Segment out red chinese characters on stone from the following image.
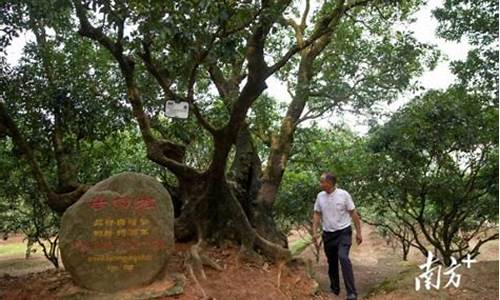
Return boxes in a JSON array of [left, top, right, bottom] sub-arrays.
[[94, 241, 113, 250], [112, 197, 131, 209], [134, 197, 157, 211], [88, 196, 157, 212], [150, 240, 167, 250], [72, 240, 91, 253], [89, 197, 108, 211]]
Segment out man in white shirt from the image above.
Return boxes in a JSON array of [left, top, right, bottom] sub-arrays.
[[312, 172, 362, 300]]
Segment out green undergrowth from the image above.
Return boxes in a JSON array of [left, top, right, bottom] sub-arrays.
[[290, 235, 312, 256]]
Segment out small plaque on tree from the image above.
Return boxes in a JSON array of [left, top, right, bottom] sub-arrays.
[[165, 100, 189, 119]]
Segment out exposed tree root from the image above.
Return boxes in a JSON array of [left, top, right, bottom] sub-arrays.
[[238, 243, 264, 265], [276, 260, 285, 289], [225, 182, 293, 265], [254, 232, 292, 262], [185, 226, 223, 283], [187, 263, 208, 299], [201, 253, 223, 271], [188, 241, 207, 280]]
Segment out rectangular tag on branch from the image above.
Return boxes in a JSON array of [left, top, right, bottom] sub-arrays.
[[165, 100, 189, 119]]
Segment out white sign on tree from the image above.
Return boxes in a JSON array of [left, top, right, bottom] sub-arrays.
[[165, 100, 189, 119]]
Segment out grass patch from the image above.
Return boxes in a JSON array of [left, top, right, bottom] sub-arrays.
[[366, 265, 418, 297], [290, 236, 312, 256], [0, 242, 28, 257]]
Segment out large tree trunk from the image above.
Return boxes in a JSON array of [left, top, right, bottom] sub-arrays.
[[253, 17, 341, 218], [251, 1, 346, 213], [174, 123, 290, 259], [229, 124, 287, 247], [254, 54, 314, 214], [174, 170, 290, 260]]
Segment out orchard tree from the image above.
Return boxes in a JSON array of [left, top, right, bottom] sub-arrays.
[[247, 0, 438, 244], [362, 88, 498, 265], [0, 1, 140, 212], [68, 0, 435, 260], [434, 0, 498, 100], [1, 0, 436, 261], [0, 1, 164, 265], [354, 0, 499, 263]]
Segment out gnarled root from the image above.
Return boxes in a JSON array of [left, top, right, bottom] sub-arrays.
[[254, 232, 292, 262], [184, 237, 223, 300], [276, 260, 286, 289], [185, 237, 223, 280]]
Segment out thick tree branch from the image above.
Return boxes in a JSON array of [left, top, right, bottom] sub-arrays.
[[73, 1, 121, 58], [185, 63, 219, 136], [301, 0, 311, 28], [73, 0, 197, 179], [0, 101, 89, 212], [285, 17, 304, 47], [138, 41, 177, 100], [267, 0, 346, 77], [189, 102, 219, 136], [256, 0, 356, 208], [414, 182, 445, 255], [141, 32, 220, 137], [207, 62, 233, 100], [30, 19, 80, 192], [0, 101, 53, 199], [468, 233, 499, 259], [268, 0, 376, 77], [209, 1, 293, 174]]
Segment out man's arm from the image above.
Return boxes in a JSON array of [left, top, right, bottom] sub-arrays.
[[348, 209, 363, 245], [312, 211, 321, 243]]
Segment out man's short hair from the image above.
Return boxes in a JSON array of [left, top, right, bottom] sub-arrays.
[[321, 172, 337, 185]]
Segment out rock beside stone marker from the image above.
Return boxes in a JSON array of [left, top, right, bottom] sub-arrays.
[[59, 172, 174, 293]]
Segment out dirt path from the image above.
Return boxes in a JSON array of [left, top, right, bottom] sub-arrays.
[[0, 235, 55, 277], [295, 223, 499, 300], [0, 255, 54, 277], [296, 224, 408, 299]]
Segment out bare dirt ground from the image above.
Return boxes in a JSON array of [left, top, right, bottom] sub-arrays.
[[0, 235, 55, 277], [296, 224, 499, 300], [295, 225, 408, 300], [0, 224, 497, 299], [0, 240, 319, 300]]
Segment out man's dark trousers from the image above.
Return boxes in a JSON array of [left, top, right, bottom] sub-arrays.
[[323, 226, 357, 297]]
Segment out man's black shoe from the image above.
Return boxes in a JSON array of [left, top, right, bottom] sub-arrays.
[[330, 289, 340, 296]]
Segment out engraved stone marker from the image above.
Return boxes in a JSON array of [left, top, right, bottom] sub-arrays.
[[59, 172, 174, 293]]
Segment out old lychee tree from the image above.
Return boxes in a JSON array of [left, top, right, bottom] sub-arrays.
[[1, 0, 433, 260]]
